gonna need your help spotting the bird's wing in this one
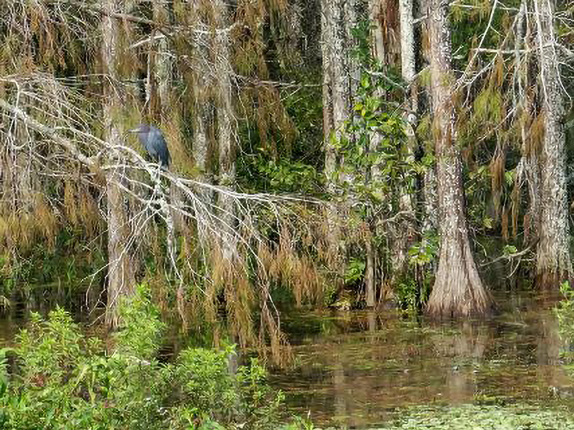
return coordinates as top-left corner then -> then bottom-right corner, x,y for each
150,127 -> 170,167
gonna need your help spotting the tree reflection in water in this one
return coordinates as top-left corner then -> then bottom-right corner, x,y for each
270,292 -> 573,427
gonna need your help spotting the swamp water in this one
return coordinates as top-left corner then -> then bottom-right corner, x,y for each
270,291 -> 574,428
1,288 -> 574,428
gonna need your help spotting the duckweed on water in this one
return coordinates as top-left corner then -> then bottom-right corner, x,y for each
376,404 -> 574,430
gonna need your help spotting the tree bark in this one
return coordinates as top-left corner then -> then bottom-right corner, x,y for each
425,0 -> 492,318
513,1 -> 541,244
214,0 -> 238,261
321,0 -> 335,181
190,0 -> 212,183
102,0 -> 136,327
533,0 -> 572,289
365,0 -> 389,305
320,0 -> 355,273
369,0 -> 386,64
321,0 -> 356,186
153,0 -> 173,118
330,0 -> 353,140
365,230 -> 377,307
390,0 -> 419,282
399,0 -> 417,87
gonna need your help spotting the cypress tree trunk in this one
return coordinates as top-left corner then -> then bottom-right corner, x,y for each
514,1 -> 541,244
321,0 -> 357,282
321,0 -> 354,183
344,0 -> 360,100
321,0 -> 335,183
364,0 -> 384,307
214,0 -> 238,261
102,0 -> 135,327
369,0 -> 386,63
399,0 -> 417,90
419,0 -> 439,235
425,0 -> 492,318
153,0 -> 173,118
533,0 -> 572,289
191,1 -> 212,183
390,0 -> 419,282
365,233 -> 377,307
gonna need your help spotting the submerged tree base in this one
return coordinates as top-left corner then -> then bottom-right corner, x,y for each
425,241 -> 494,319
425,281 -> 494,319
535,269 -> 572,292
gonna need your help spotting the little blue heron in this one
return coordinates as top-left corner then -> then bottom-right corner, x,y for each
128,124 -> 171,168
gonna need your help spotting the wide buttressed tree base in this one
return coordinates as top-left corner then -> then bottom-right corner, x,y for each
425,149 -> 493,319
424,0 -> 492,319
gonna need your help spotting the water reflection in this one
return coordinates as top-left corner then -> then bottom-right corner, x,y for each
0,283 -> 102,346
1,287 -> 572,427
271,291 -> 574,427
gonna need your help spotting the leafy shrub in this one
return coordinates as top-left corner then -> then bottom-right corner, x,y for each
344,257 -> 366,286
0,286 -> 295,430
239,155 -> 321,194
114,285 -> 165,360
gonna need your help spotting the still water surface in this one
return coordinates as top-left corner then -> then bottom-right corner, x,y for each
0,288 -> 572,428
270,291 -> 574,427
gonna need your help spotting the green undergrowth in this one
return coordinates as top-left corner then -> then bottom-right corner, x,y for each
0,285 -> 304,430
374,404 -> 574,430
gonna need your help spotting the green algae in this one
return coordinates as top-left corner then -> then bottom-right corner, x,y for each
272,292 -> 574,428
375,404 -> 574,430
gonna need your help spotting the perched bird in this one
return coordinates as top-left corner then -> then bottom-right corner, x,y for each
128,124 -> 171,168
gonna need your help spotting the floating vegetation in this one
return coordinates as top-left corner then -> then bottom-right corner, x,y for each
376,404 -> 574,430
